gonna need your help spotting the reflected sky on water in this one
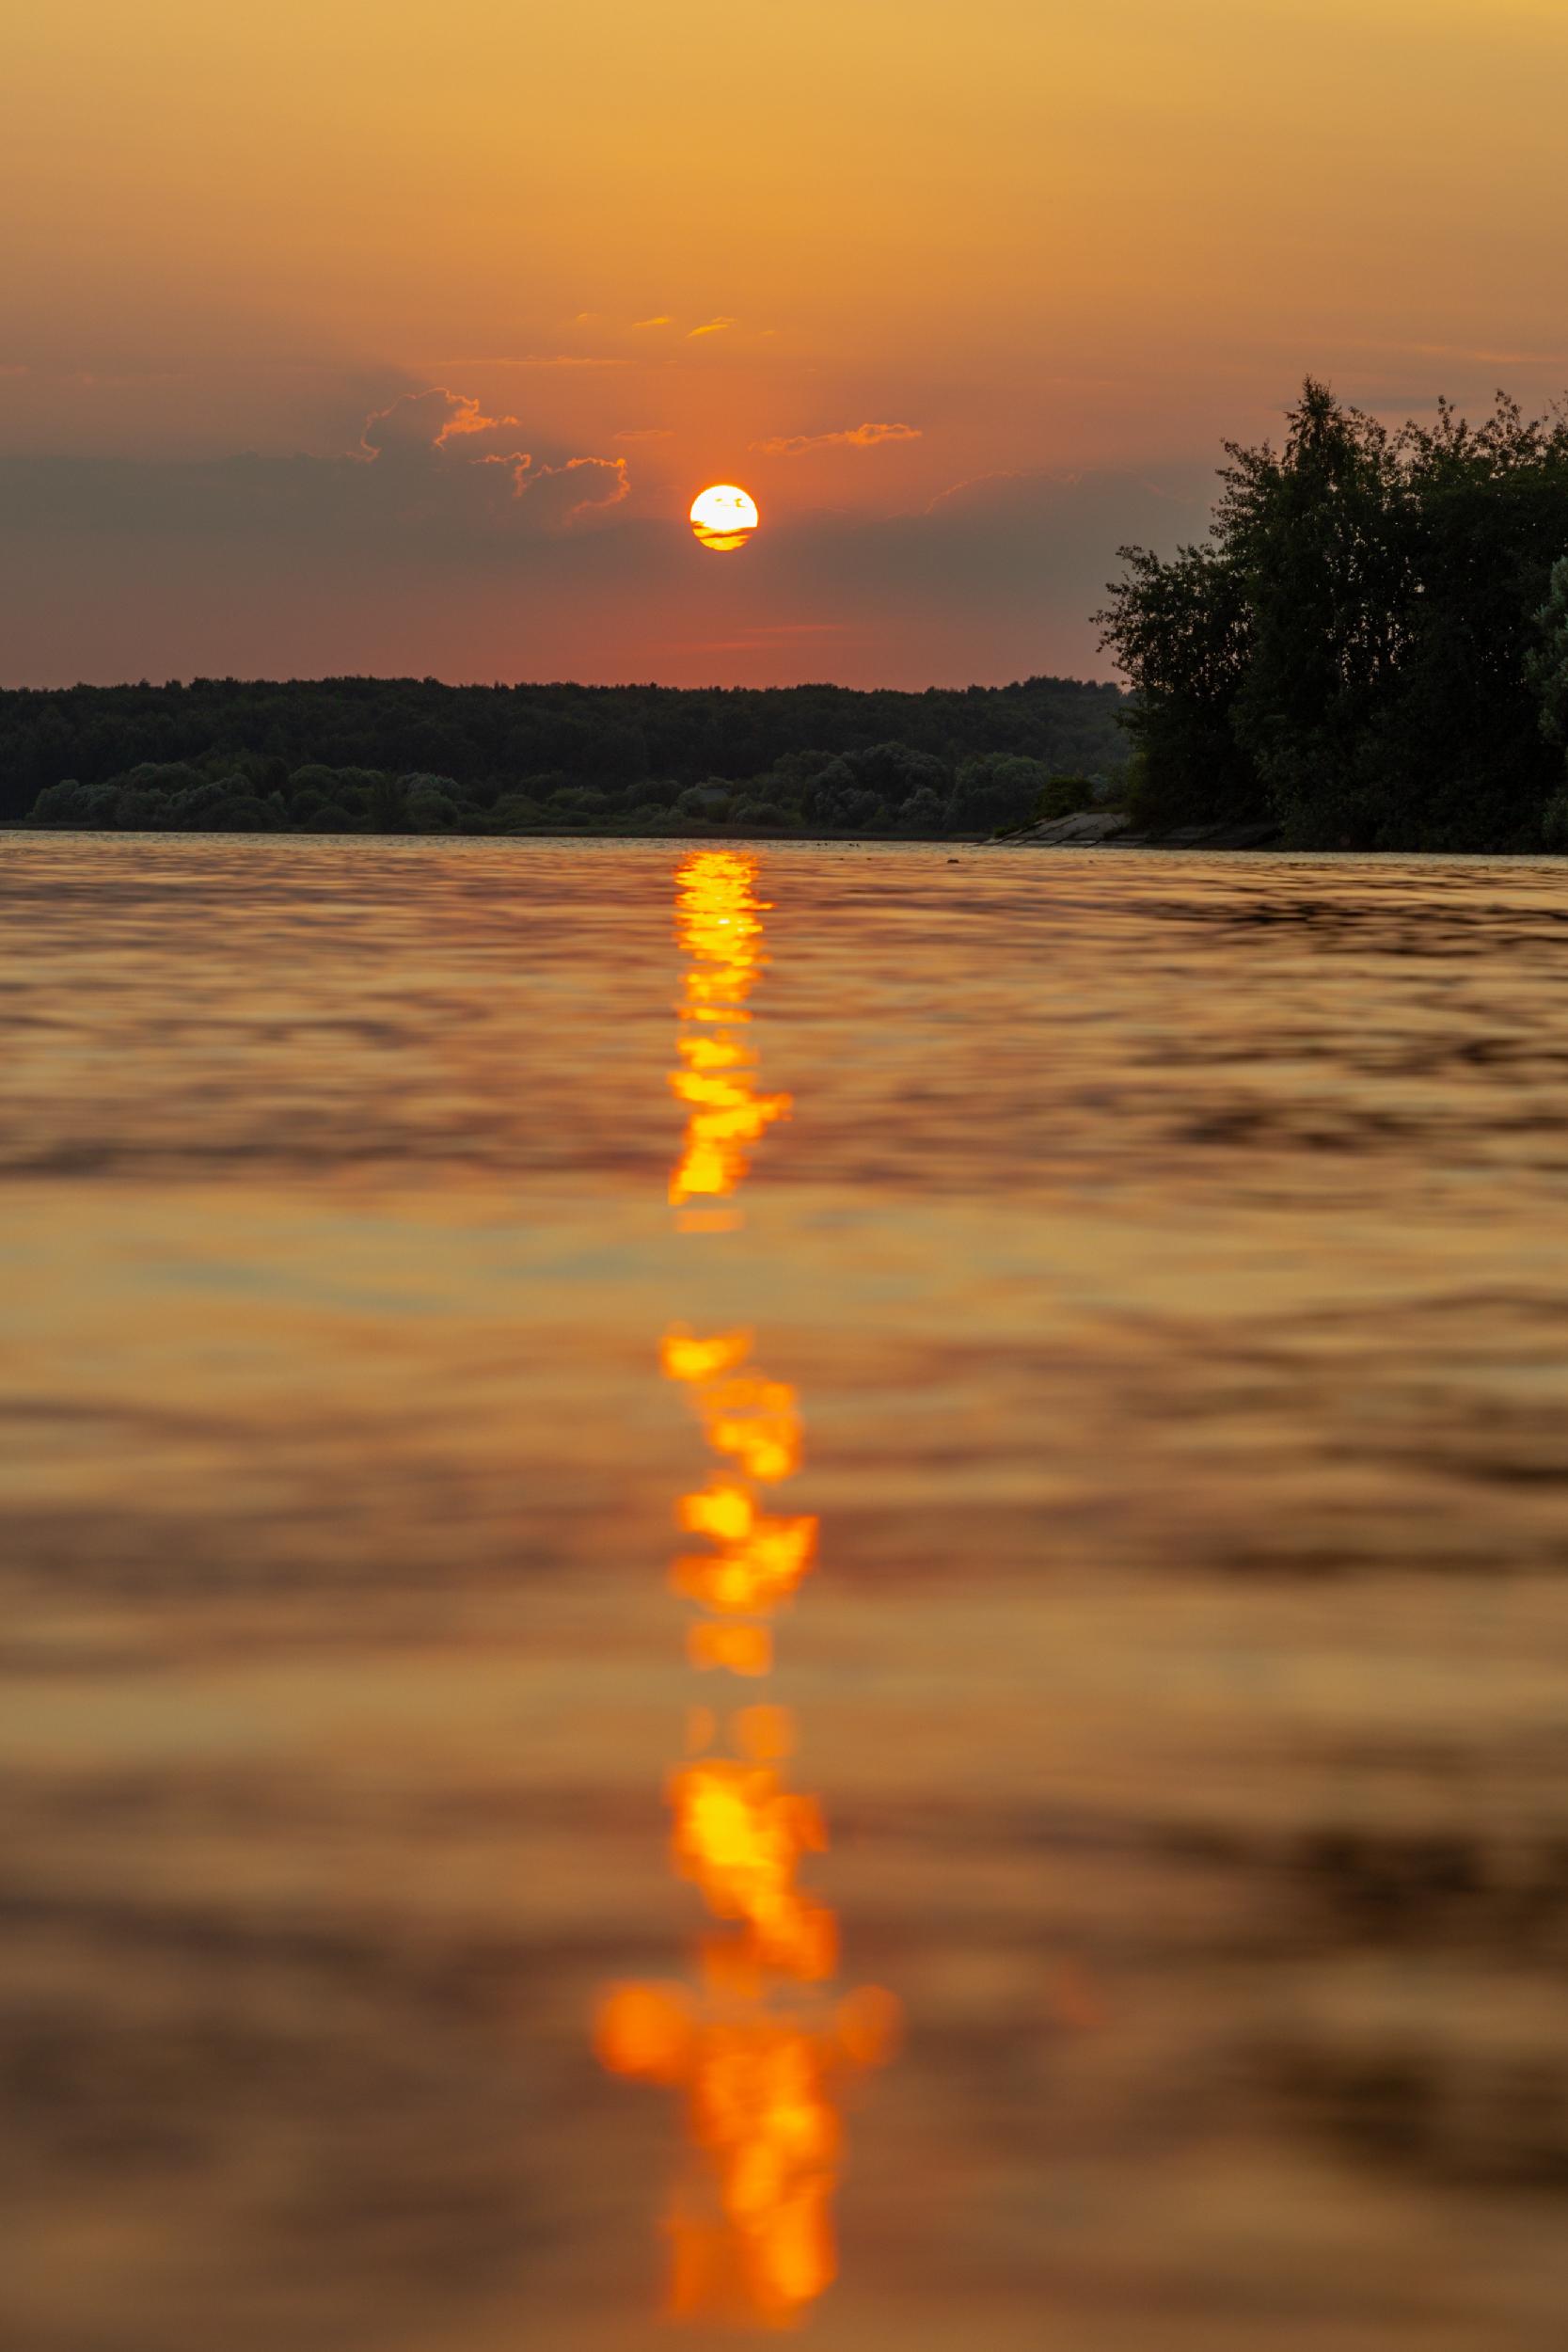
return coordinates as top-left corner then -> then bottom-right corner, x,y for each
4,836 -> 1568,2352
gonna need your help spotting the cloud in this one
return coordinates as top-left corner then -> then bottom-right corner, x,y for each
426,354 -> 630,371
1354,339 -> 1568,367
924,466 -> 1064,513
347,388 -> 634,530
515,453 -> 630,528
660,621 -> 854,651
662,621 -> 860,649
922,465 -> 1198,518
436,402 -> 518,446
687,317 -> 735,339
667,627 -> 860,654
359,386 -> 527,464
632,315 -> 673,329
10,383 -> 635,545
752,420 -> 922,456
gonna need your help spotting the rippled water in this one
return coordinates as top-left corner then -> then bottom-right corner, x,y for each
5,834 -> 1568,2352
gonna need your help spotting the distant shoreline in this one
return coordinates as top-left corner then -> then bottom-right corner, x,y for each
5,822 -> 1560,859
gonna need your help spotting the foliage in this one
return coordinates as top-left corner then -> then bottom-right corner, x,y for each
1527,553 -> 1568,754
1100,380 -> 1568,849
7,675 -> 1129,837
1099,541 -> 1258,834
949,755 -> 1051,833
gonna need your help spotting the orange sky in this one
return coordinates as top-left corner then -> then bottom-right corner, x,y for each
4,0 -> 1566,686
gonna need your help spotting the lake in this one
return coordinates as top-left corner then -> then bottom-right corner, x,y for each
5,834 -> 1568,2352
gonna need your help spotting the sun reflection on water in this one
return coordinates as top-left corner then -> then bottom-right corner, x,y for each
595,849 -> 899,2328
667,852 -> 792,1217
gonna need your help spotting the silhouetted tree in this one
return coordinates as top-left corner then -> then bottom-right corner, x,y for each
1101,379 -> 1568,848
1528,553 -> 1568,754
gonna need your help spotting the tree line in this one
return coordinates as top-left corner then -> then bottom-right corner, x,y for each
1100,381 -> 1568,850
7,675 -> 1127,837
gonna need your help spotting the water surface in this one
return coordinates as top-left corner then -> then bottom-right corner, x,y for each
5,835 -> 1568,2352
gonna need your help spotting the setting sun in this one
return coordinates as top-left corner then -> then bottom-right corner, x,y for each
690,485 -> 759,553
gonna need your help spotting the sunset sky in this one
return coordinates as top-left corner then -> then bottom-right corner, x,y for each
6,0 -> 1567,688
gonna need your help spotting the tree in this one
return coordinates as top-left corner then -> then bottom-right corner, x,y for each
1101,380 -> 1568,848
1528,553 -> 1568,752
1221,382 -> 1416,844
1529,556 -> 1568,850
1096,541 -> 1259,834
950,754 -> 1058,833
7,676 -> 1132,827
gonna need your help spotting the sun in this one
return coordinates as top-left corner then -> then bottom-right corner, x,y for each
690,484 -> 759,553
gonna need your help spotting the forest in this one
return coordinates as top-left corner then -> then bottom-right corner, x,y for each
8,675 -> 1127,838
1100,381 -> 1568,850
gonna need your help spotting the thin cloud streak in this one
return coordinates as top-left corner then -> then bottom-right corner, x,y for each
426,355 -> 631,370
925,467 -> 1079,514
752,421 -> 922,456
1352,339 -> 1568,367
663,622 -> 855,648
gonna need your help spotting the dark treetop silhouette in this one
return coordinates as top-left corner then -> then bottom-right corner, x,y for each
8,675 -> 1126,839
1099,380 -> 1568,852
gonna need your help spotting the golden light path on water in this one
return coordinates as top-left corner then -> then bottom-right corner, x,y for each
595,850 -> 899,2328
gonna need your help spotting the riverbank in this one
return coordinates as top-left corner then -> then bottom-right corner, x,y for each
999,809 -> 1284,850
